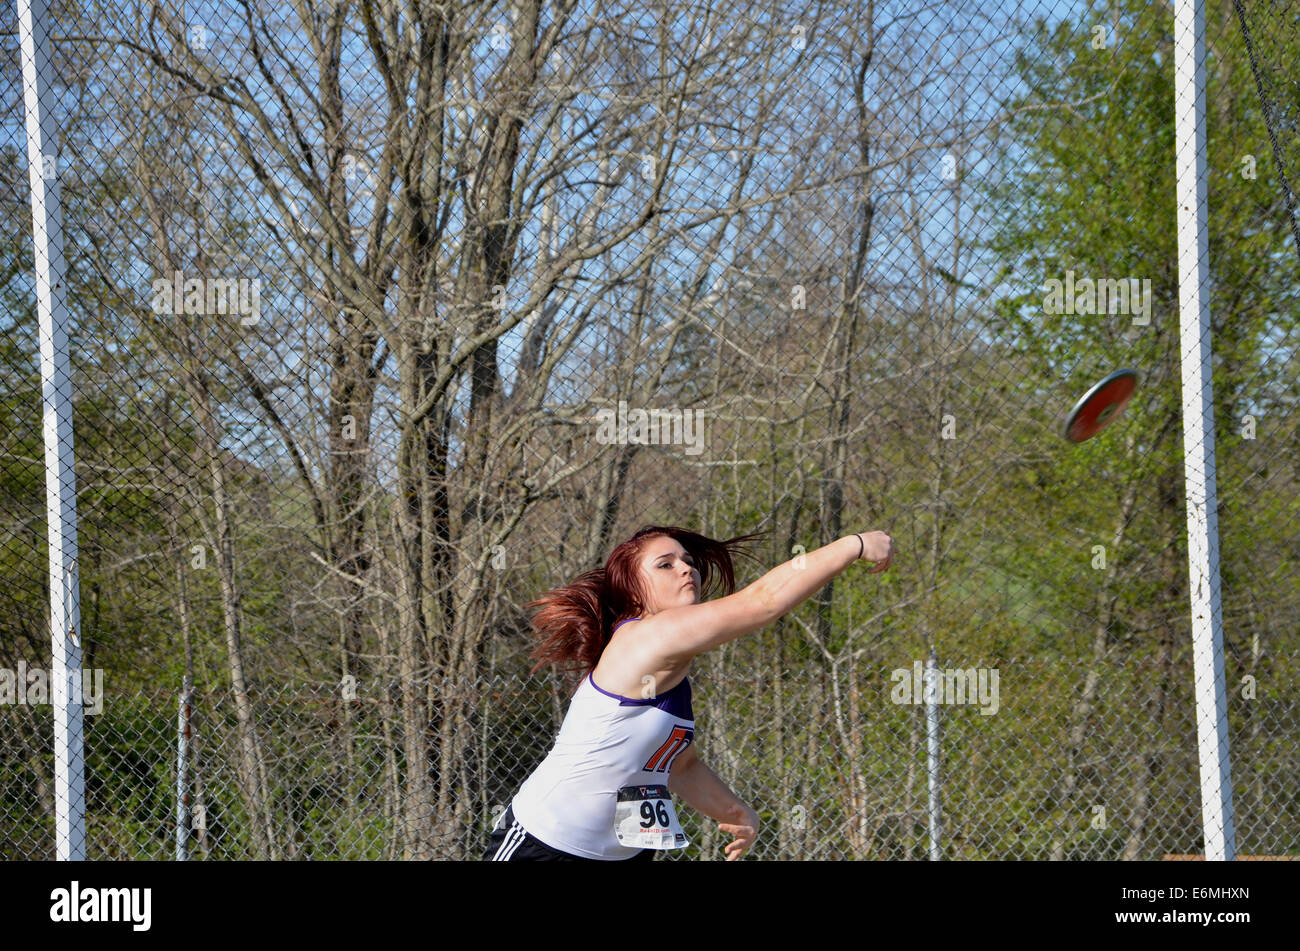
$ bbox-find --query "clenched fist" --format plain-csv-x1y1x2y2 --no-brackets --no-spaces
854,531,894,573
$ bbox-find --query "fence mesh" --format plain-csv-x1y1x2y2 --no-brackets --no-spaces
4,649,1299,860
2,0,1298,860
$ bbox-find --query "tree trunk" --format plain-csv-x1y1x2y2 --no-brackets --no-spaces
1051,471,1138,860
1122,472,1182,860
188,371,276,860
394,360,436,860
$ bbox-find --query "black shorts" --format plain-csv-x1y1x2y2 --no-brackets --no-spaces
483,805,655,862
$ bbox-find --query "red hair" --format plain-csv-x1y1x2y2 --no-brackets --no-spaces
526,525,767,683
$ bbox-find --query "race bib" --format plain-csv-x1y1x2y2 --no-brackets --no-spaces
614,784,689,849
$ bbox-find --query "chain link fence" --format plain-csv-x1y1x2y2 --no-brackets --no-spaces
4,648,1299,860
2,0,1298,859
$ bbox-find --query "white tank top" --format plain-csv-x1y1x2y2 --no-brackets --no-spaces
511,641,695,860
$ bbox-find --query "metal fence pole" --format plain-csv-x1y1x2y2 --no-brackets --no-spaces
926,646,942,861
18,0,85,862
1173,0,1236,862
176,677,193,861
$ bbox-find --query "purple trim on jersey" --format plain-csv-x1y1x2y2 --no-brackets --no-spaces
587,671,694,722
612,616,641,632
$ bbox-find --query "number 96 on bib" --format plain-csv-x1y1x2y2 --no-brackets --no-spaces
615,784,689,849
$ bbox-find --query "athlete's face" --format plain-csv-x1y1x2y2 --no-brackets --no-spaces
638,537,701,617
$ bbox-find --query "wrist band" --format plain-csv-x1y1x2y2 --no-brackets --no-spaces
855,534,864,560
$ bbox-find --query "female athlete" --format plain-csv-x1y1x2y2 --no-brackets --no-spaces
484,524,894,861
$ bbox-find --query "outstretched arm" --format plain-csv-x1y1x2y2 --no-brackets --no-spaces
648,532,895,662
668,746,759,861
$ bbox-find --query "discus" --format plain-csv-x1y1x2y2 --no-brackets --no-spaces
1063,368,1138,443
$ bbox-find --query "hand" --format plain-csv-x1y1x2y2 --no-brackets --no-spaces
855,531,894,573
718,805,759,861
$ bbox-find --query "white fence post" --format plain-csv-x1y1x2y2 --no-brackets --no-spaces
19,0,86,861
1173,0,1236,861
926,646,942,860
